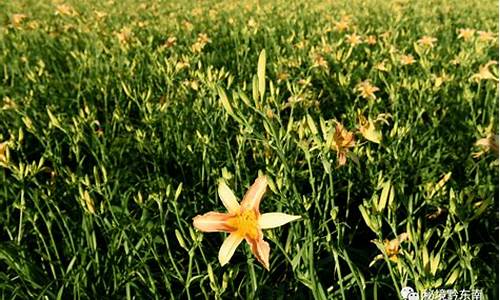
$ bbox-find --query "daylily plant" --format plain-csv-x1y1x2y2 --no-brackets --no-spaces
193,175,300,270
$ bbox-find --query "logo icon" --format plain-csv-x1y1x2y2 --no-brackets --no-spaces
401,287,419,300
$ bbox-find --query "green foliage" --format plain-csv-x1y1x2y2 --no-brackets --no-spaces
0,0,498,299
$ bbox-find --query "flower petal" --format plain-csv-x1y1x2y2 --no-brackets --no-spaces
218,233,244,266
248,238,270,270
240,175,267,212
193,212,234,232
218,180,240,214
259,213,301,229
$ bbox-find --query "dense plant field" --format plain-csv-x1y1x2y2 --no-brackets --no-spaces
0,0,498,299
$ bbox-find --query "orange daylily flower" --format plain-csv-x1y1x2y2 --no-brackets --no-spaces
331,122,356,166
193,176,301,270
369,232,409,267
383,232,408,262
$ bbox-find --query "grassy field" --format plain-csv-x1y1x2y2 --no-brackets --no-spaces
0,0,498,299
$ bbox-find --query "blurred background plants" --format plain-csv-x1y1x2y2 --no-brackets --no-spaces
0,0,498,299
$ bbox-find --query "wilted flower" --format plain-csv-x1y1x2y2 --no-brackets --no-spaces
345,33,362,46
458,28,475,41
331,122,356,166
356,80,380,100
417,36,437,48
400,54,416,65
193,176,301,270
470,61,498,82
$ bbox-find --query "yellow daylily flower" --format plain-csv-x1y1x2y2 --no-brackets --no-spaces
11,14,27,28
164,36,177,48
345,33,362,46
334,16,351,32
182,20,194,32
375,61,389,72
470,61,498,82
95,11,108,19
478,31,496,42
366,35,377,45
191,33,211,53
312,54,328,69
197,33,211,45
193,176,301,270
356,80,379,100
458,28,475,41
473,123,499,158
116,27,132,45
358,114,382,144
417,36,437,48
247,18,257,29
400,54,416,65
56,4,78,17
335,21,349,32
